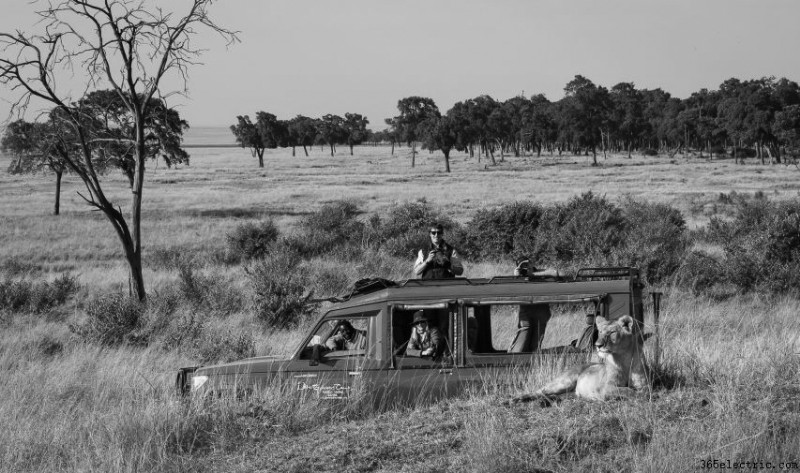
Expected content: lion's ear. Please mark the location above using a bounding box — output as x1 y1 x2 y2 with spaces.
619 315 634 334
595 315 609 328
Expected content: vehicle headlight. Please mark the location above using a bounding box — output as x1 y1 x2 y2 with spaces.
191 375 209 391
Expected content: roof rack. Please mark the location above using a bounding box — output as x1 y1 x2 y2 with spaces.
574 267 638 281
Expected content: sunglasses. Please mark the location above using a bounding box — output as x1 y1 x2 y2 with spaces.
430 231 443 235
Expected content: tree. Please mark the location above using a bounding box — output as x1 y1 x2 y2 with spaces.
0 0 237 301
231 112 287 167
392 96 440 167
287 115 317 157
78 89 190 186
231 115 266 167
1 119 69 215
609 82 646 158
342 113 369 155
561 75 611 165
317 114 346 156
420 115 458 172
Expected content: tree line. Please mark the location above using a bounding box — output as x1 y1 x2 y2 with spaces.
234 75 800 172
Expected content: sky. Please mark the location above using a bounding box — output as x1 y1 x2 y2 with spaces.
2 0 800 129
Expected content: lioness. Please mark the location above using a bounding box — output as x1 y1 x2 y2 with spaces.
508 314 649 404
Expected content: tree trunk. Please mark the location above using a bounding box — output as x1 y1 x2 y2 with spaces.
411 142 417 167
54 170 62 216
292 146 296 157
329 143 335 157
443 149 451 173
303 145 309 157
391 140 395 155
349 144 354 156
129 120 147 301
591 146 598 166
257 149 264 168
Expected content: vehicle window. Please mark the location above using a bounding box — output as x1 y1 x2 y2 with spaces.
301 312 378 360
466 302 598 354
392 306 451 358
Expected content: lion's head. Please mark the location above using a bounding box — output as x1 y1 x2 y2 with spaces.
594 314 641 357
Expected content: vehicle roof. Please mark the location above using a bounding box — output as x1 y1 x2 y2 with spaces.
325 275 634 315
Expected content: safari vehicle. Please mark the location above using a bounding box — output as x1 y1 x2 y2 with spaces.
176 267 659 404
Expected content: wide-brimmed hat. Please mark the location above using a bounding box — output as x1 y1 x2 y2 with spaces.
411 310 430 326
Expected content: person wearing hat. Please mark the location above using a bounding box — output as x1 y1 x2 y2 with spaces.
413 223 463 279
405 310 444 357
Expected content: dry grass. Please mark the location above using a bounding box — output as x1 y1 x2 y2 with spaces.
2 139 800 472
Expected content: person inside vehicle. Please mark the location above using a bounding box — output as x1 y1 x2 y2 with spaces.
414 223 463 279
508 256 557 353
405 310 444 357
325 320 367 351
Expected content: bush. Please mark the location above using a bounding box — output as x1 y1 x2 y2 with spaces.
145 247 197 271
517 192 627 269
192 328 255 364
618 197 688 284
226 220 279 261
641 148 658 156
371 199 465 258
286 200 367 259
247 249 319 329
176 263 245 315
462 201 543 260
71 293 144 346
0 273 79 314
674 251 727 295
694 197 800 296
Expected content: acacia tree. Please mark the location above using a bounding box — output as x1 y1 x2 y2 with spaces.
1 119 70 215
231 115 266 166
393 96 439 167
420 115 457 172
561 75 611 165
79 89 190 185
0 0 236 301
287 115 317 157
342 112 369 155
317 114 345 156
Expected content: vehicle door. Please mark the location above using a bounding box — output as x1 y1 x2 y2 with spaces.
387 302 461 405
289 310 383 402
454 296 607 396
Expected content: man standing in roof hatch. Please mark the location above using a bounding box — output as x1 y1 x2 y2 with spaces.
413 223 463 279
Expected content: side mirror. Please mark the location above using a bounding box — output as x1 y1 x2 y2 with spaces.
310 344 322 366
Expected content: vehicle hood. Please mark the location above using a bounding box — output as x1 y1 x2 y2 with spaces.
194 355 290 376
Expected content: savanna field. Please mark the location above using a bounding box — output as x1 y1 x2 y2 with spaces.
2 128 800 472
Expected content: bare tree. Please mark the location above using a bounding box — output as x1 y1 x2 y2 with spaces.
0 0 237 301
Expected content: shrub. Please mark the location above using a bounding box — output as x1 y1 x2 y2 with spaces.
0 257 40 277
286 200 367 259
71 293 144 346
372 199 465 257
145 247 196 271
674 251 727 295
193 328 255 364
518 192 627 269
462 201 543 260
0 273 79 314
247 250 319 329
176 263 246 315
226 220 279 261
641 148 658 156
618 197 688 284
694 197 800 296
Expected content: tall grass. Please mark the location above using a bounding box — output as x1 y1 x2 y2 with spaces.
2 146 800 471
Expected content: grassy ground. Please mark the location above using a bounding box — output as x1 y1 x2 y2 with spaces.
1 142 800 472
